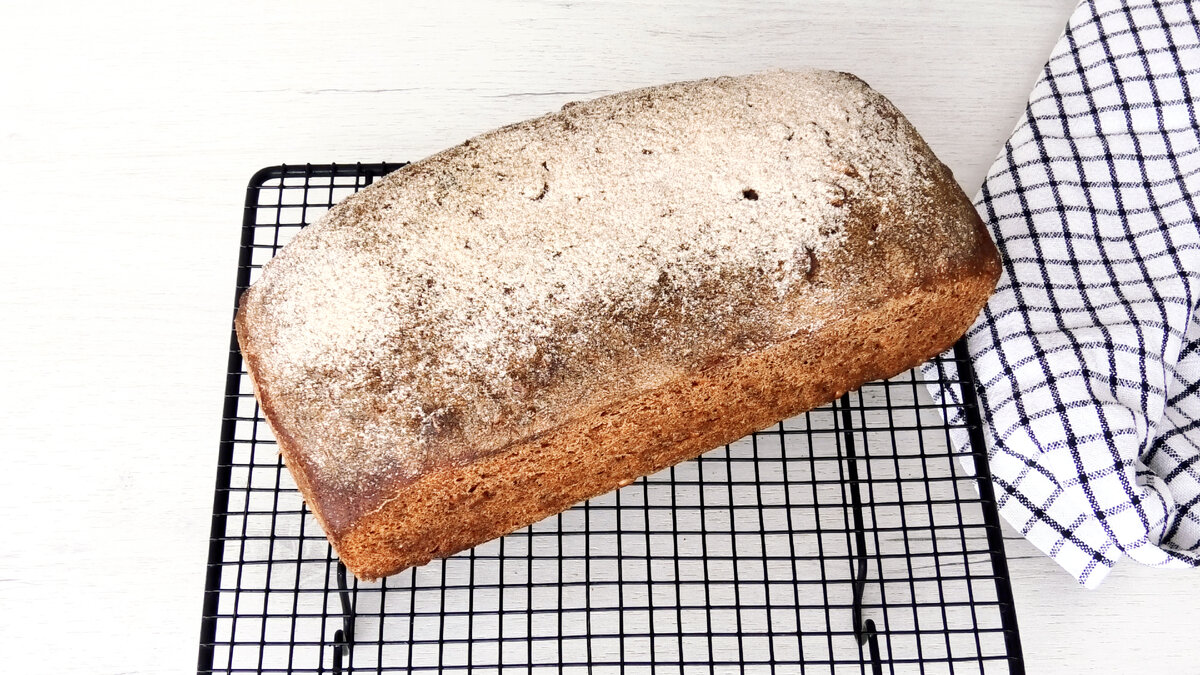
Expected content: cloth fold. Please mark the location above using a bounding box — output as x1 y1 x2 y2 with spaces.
925 0 1200 587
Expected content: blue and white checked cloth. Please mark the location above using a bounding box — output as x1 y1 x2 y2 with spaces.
925 0 1200 587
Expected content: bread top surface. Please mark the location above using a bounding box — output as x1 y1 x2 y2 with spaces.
236 70 996 533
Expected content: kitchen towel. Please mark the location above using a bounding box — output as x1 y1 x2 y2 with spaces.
925 0 1200 587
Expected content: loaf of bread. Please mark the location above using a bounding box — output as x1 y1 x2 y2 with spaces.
236 70 1000 580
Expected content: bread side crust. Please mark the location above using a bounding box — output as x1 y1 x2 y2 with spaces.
236 309 344 546
330 259 996 580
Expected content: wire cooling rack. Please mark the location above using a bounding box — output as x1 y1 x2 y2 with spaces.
198 163 1023 674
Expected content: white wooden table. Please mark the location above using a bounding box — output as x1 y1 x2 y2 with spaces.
2 2 1197 673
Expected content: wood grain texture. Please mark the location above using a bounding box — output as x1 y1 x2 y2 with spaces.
3 1 1197 674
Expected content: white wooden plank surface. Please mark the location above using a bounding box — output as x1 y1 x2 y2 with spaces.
1 1 1197 673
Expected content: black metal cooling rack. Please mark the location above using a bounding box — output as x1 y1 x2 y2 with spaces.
198 163 1023 675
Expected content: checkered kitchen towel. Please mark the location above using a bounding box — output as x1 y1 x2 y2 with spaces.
924 0 1200 587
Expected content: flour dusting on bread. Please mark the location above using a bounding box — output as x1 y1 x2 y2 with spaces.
237 70 940 487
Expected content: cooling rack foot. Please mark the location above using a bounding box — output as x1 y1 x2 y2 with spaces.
332 560 355 674
839 394 884 675
838 394 873 647
863 619 883 675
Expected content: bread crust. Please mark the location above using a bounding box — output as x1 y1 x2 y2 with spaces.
332 266 994 579
234 70 1001 580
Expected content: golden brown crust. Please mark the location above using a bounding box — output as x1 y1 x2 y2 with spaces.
334 261 996 579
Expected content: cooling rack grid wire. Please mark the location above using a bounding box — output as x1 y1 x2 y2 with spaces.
197 163 1023 675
